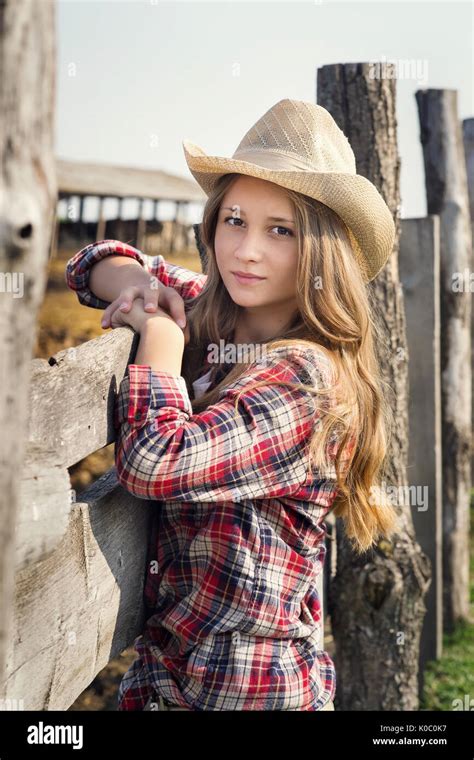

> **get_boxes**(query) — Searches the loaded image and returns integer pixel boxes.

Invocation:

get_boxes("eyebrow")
[221,207,295,224]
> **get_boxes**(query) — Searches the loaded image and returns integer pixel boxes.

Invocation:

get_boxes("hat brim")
[183,139,394,283]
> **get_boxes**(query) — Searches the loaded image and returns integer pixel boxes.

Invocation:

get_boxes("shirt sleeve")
[64,239,207,309]
[113,346,335,503]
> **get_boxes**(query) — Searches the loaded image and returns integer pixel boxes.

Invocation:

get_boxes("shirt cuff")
[65,240,159,310]
[114,364,193,430]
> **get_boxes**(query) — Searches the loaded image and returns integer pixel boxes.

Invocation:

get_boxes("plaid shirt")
[66,240,339,711]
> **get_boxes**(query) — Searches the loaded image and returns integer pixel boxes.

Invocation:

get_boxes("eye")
[224,215,243,227]
[271,226,293,237]
[224,216,293,237]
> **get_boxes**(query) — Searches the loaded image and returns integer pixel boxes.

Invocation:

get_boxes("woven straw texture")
[183,99,395,283]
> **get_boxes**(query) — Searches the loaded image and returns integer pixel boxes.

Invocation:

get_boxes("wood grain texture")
[7,327,149,708]
[0,0,57,692]
[399,215,443,689]
[5,469,152,710]
[27,328,138,469]
[416,90,472,631]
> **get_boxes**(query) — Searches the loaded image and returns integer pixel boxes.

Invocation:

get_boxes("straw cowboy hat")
[182,98,395,283]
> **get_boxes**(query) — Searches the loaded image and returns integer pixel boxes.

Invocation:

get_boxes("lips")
[232,271,266,284]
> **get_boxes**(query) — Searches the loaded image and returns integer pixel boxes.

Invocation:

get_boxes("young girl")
[65,98,399,712]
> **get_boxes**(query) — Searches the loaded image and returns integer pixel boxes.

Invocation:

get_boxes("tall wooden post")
[169,201,178,254]
[137,197,146,252]
[317,62,431,710]
[0,0,57,692]
[416,90,472,631]
[462,118,474,480]
[399,215,443,698]
[96,196,106,242]
[49,198,60,259]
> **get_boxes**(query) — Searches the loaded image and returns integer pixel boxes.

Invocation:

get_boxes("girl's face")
[214,175,299,313]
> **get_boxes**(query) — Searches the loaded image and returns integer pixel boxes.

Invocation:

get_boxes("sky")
[55,0,473,223]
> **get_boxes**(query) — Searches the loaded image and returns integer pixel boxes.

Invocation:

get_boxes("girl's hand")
[100,280,187,331]
[109,297,191,345]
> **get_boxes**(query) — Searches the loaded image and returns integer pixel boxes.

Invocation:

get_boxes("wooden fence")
[4,329,152,710]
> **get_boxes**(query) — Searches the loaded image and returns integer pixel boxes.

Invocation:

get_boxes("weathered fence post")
[0,0,57,694]
[317,62,431,710]
[416,90,472,632]
[96,196,106,242]
[462,118,474,479]
[399,215,443,698]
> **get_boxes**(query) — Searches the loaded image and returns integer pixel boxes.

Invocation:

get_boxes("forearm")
[89,255,151,303]
[134,320,185,375]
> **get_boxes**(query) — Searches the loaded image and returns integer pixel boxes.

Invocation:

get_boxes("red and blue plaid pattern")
[65,238,206,309]
[66,240,339,711]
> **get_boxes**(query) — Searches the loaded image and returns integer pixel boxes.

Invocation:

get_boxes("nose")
[232,229,265,264]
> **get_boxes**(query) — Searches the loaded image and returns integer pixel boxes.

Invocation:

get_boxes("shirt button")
[134,411,142,420]
[231,631,240,645]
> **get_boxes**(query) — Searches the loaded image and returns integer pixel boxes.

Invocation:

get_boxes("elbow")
[64,265,78,292]
[114,426,190,501]
[115,442,165,501]
[115,444,145,499]
[116,463,152,500]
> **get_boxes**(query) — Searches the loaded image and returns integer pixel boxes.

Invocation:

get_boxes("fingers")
[160,287,187,329]
[141,284,160,314]
[100,283,187,334]
[101,286,140,328]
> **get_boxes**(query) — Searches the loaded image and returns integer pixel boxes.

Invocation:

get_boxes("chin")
[228,292,261,307]
[223,282,248,301]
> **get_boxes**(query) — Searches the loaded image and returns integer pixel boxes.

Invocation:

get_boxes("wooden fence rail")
[4,329,153,710]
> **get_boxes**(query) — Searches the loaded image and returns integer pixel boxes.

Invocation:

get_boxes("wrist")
[90,257,150,303]
[140,314,184,341]
[135,316,185,373]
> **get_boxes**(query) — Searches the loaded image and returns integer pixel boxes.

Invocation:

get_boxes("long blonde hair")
[181,172,399,555]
